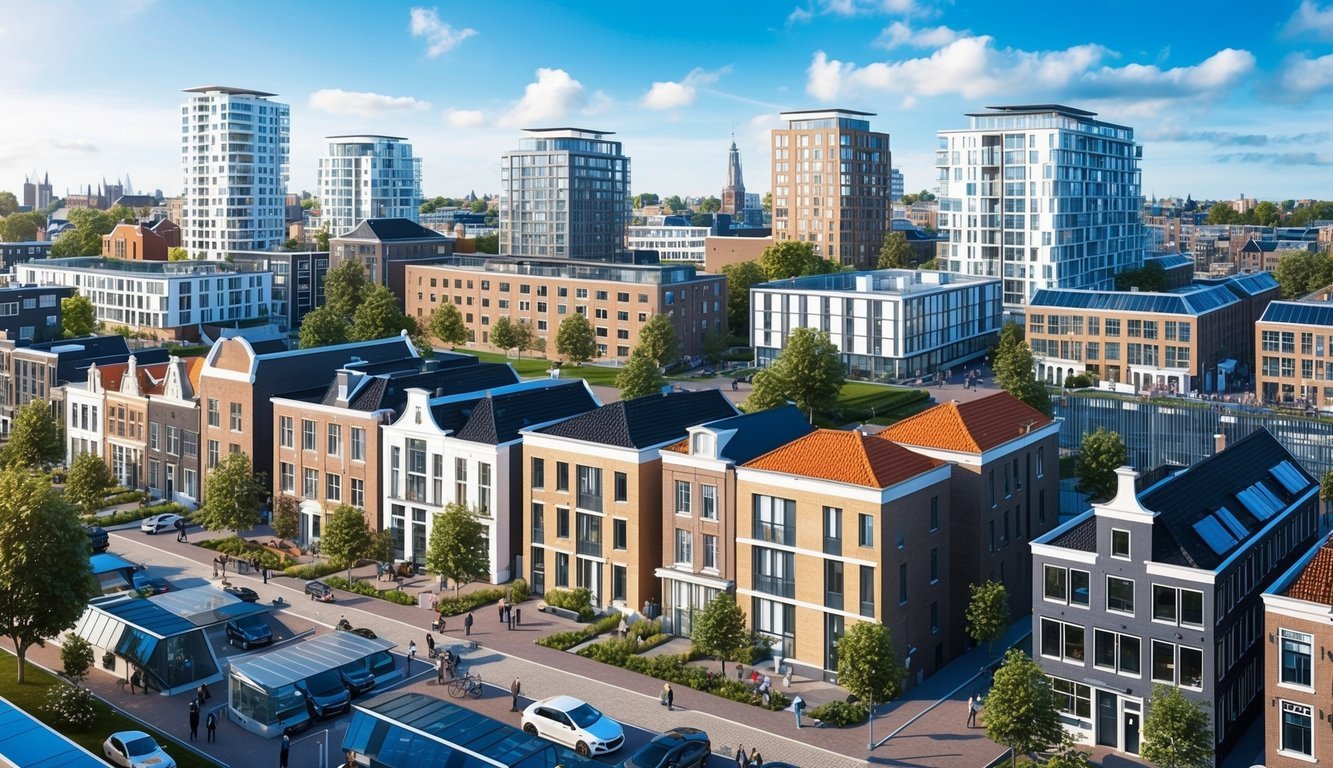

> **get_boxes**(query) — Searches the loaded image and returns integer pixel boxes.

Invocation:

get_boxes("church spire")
[721,136,746,218]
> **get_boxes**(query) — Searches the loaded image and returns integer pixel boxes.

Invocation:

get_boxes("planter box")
[543,605,582,621]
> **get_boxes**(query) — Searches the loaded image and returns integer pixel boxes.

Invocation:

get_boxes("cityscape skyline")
[2,0,1332,203]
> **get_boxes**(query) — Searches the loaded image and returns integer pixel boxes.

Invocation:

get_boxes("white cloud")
[409,6,476,57]
[444,109,486,128]
[874,21,964,50]
[640,67,730,110]
[788,0,934,24]
[1285,0,1333,39]
[1276,52,1333,99]
[308,89,430,117]
[585,91,616,115]
[497,69,587,129]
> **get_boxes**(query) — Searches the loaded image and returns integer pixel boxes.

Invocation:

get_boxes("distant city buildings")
[936,105,1146,309]
[100,220,180,262]
[22,172,53,211]
[180,86,290,259]
[328,219,453,308]
[317,135,422,238]
[890,168,904,202]
[625,224,709,262]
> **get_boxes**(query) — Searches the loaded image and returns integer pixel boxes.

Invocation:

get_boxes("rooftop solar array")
[1270,461,1309,495]
[1029,284,1238,315]
[1260,301,1333,327]
[1236,482,1284,522]
[232,631,396,689]
[1214,506,1248,540]
[1193,515,1239,556]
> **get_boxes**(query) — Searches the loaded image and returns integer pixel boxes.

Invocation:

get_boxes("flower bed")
[436,587,505,616]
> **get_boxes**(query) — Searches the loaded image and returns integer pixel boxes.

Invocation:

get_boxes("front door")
[1122,702,1141,755]
[165,464,175,501]
[1096,691,1118,747]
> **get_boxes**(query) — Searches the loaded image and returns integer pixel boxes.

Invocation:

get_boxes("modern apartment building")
[878,391,1061,645]
[656,406,814,636]
[381,379,598,581]
[404,256,726,362]
[329,219,453,307]
[735,429,954,684]
[936,105,1146,308]
[1255,300,1333,408]
[0,241,52,271]
[499,128,631,261]
[230,250,329,331]
[0,284,73,342]
[1261,532,1333,767]
[15,258,273,341]
[180,86,290,259]
[751,269,1001,382]
[521,390,738,610]
[317,136,422,237]
[771,109,890,269]
[1030,429,1320,762]
[625,226,709,263]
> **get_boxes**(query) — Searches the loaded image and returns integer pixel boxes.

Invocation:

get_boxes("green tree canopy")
[469,199,488,214]
[513,320,535,357]
[991,322,1051,416]
[428,301,469,347]
[1141,685,1212,768]
[663,195,687,213]
[425,503,489,596]
[0,467,96,682]
[0,191,17,217]
[0,211,45,242]
[636,313,679,369]
[759,240,836,280]
[555,312,596,364]
[836,620,906,704]
[1205,203,1240,224]
[320,505,374,581]
[350,285,415,342]
[2,400,63,470]
[742,327,845,421]
[60,293,97,338]
[61,633,95,685]
[1273,249,1333,299]
[1075,427,1129,502]
[49,206,134,258]
[1321,469,1333,512]
[877,231,915,269]
[298,305,350,349]
[271,495,300,541]
[194,451,264,534]
[632,193,660,208]
[315,229,331,252]
[761,192,772,214]
[64,451,115,515]
[984,649,1063,767]
[721,260,766,335]
[167,246,190,261]
[1113,261,1169,292]
[966,580,1010,657]
[473,233,499,254]
[324,259,368,319]
[489,315,521,355]
[615,352,666,399]
[1252,200,1280,227]
[698,196,722,213]
[690,592,751,675]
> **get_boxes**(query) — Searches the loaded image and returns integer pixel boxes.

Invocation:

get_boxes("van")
[297,670,351,719]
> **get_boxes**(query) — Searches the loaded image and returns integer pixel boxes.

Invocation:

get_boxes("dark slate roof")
[248,338,291,355]
[338,218,447,242]
[455,380,599,444]
[28,334,132,355]
[1139,428,1316,570]
[535,389,738,449]
[255,336,417,393]
[1144,253,1193,270]
[324,362,518,413]
[1048,516,1097,552]
[703,405,815,464]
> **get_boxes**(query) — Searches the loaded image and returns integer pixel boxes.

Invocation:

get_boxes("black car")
[298,670,351,719]
[305,580,335,602]
[622,728,711,768]
[87,525,109,553]
[223,585,260,603]
[338,661,375,697]
[225,615,273,650]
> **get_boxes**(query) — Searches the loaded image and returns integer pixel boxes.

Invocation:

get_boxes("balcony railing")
[576,539,603,558]
[753,522,794,547]
[577,492,603,513]
[825,591,844,611]
[531,526,544,544]
[753,574,795,599]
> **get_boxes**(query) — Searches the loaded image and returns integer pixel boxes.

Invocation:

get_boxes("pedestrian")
[426,633,436,657]
[735,744,748,768]
[510,676,522,711]
[206,710,217,743]
[262,565,269,584]
[618,618,627,639]
[792,694,805,728]
[408,640,417,663]
[444,650,455,680]
[198,682,211,702]
[749,748,763,768]
[279,733,290,768]
[662,682,674,711]
[436,654,446,684]
[967,692,979,728]
[188,700,199,741]
[213,557,219,578]
[464,612,473,636]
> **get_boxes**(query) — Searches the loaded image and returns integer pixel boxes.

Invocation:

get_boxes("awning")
[150,585,268,626]
[654,567,733,591]
[231,631,396,690]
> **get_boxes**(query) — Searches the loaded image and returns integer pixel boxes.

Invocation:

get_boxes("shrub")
[103,489,150,506]
[507,577,530,603]
[382,589,418,606]
[284,561,345,580]
[543,587,594,617]
[437,587,504,616]
[536,631,589,651]
[637,633,671,653]
[197,536,294,568]
[630,619,662,640]
[809,700,868,727]
[60,634,94,684]
[325,577,378,597]
[81,502,187,527]
[736,639,773,666]
[44,684,96,730]
[577,637,639,666]
[589,614,622,636]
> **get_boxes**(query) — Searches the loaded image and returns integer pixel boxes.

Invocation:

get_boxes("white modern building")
[499,128,631,260]
[935,104,1146,309]
[180,86,290,259]
[625,225,709,262]
[317,135,422,237]
[751,269,1002,381]
[65,379,104,465]
[16,258,273,341]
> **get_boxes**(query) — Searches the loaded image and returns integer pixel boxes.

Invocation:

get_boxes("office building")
[890,168,904,202]
[0,284,73,343]
[499,128,630,260]
[22,172,53,211]
[625,225,709,263]
[936,105,1146,308]
[1255,300,1333,408]
[180,86,290,259]
[317,135,422,237]
[771,109,890,268]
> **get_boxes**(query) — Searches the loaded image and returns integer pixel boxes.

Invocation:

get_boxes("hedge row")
[436,587,505,617]
[324,576,418,606]
[617,652,791,711]
[195,536,297,569]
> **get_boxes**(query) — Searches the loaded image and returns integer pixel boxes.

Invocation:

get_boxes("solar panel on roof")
[1193,515,1238,556]
[1235,485,1280,522]
[1252,481,1284,510]
[1214,506,1248,540]
[1270,461,1308,494]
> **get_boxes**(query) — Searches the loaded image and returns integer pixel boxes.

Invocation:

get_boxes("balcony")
[823,536,841,556]
[753,522,794,547]
[753,574,795,599]
[577,492,603,513]
[576,539,602,558]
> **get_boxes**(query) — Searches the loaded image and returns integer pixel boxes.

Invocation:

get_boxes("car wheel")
[523,724,538,737]
[575,742,591,757]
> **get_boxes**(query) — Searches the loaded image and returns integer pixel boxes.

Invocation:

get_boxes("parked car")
[139,514,184,535]
[338,661,375,697]
[297,669,351,719]
[87,525,109,553]
[223,585,260,603]
[305,580,335,602]
[103,731,176,768]
[622,728,711,768]
[521,695,624,756]
[225,615,273,650]
[131,573,170,595]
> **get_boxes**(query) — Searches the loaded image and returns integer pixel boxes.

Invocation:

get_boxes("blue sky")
[3,0,1333,204]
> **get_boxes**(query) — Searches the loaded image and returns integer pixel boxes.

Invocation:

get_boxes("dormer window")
[692,433,713,457]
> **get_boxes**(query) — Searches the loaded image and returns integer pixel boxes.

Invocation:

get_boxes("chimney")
[1213,433,1226,454]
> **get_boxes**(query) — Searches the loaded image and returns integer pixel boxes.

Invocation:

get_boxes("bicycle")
[448,671,482,699]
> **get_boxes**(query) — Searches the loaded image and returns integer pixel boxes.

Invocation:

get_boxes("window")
[556,461,569,491]
[555,553,569,587]
[206,398,219,427]
[825,560,844,608]
[675,481,691,515]
[929,496,939,531]
[351,427,365,461]
[207,440,219,469]
[326,424,341,456]
[1036,447,1045,478]
[1039,618,1085,662]
[703,534,718,570]
[303,468,318,499]
[1152,640,1201,687]
[930,548,939,582]
[326,473,341,502]
[230,402,242,431]
[1280,629,1313,688]
[280,462,294,493]
[279,416,293,448]
[556,507,570,538]
[1106,576,1134,614]
[674,529,692,564]
[858,514,874,547]
[859,566,875,616]
[1044,565,1067,601]
[1050,677,1092,719]
[752,495,795,546]
[1152,585,1204,626]
[149,422,159,450]
[351,478,364,508]
[701,485,717,519]
[532,458,545,489]
[478,463,492,514]
[454,458,467,505]
[1281,701,1313,757]
[1093,630,1141,675]
[1111,528,1130,558]
[612,565,627,603]
[613,519,627,550]
[302,419,316,451]
[576,465,601,511]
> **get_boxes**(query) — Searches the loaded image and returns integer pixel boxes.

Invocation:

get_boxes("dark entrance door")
[1096,691,1118,747]
[1123,711,1140,754]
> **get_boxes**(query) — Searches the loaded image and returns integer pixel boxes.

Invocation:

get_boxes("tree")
[991,322,1051,416]
[320,505,374,581]
[636,313,679,369]
[1273,249,1333,299]
[721,260,766,335]
[1043,736,1092,768]
[690,592,752,676]
[698,196,721,213]
[0,191,17,217]
[1141,685,1212,768]
[2,399,63,469]
[1075,427,1129,502]
[424,503,489,596]
[701,329,731,365]
[965,580,1010,658]
[514,320,535,357]
[1205,203,1239,225]
[194,451,264,534]
[556,312,596,364]
[473,233,499,254]
[470,199,488,214]
[836,620,906,705]
[760,192,772,214]
[167,246,190,261]
[314,229,331,252]
[690,213,713,228]
[877,231,915,269]
[742,327,844,421]
[298,305,349,349]
[759,240,826,280]
[324,259,368,319]
[1252,200,1281,227]
[663,195,687,213]
[60,632,95,684]
[0,467,96,682]
[1321,469,1333,523]
[616,352,666,399]
[60,293,97,338]
[350,285,414,342]
[632,193,659,208]
[64,452,115,515]
[428,301,469,347]
[984,649,1063,767]
[271,495,300,541]
[1114,261,1169,292]
[50,207,133,258]
[0,211,44,242]
[489,315,521,356]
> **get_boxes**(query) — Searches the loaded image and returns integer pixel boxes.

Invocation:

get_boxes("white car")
[140,514,184,535]
[520,695,624,756]
[103,731,176,768]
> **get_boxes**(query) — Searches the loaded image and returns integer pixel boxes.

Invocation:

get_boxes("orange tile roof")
[97,361,170,395]
[742,429,943,489]
[1285,538,1333,606]
[875,392,1053,454]
[184,356,205,391]
[96,362,128,392]
[664,438,689,454]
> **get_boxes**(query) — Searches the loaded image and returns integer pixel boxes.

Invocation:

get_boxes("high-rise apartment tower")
[317,135,422,237]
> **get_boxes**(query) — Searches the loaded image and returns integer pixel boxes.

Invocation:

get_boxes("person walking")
[262,565,269,584]
[279,733,290,768]
[967,692,980,728]
[510,677,522,711]
[662,682,674,711]
[206,711,217,743]
[792,694,805,728]
[129,667,142,695]
[188,700,199,742]
[618,618,627,639]
[749,748,763,768]
[425,633,436,658]
[436,654,446,684]
[407,640,417,664]
[735,744,748,768]
[464,612,473,636]
[498,598,506,623]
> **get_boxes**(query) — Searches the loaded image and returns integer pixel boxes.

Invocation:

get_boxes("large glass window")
[351,427,365,461]
[1044,565,1067,601]
[326,423,341,456]
[278,416,293,448]
[1040,618,1084,662]
[1093,630,1140,675]
[701,485,717,519]
[531,458,545,489]
[753,495,795,546]
[1151,640,1175,683]
[302,419,316,451]
[1280,629,1313,687]
[675,481,691,515]
[1106,576,1134,614]
[1281,701,1313,757]
[1049,677,1092,719]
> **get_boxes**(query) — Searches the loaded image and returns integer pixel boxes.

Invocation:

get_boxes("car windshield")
[236,616,266,630]
[566,702,604,729]
[307,670,343,696]
[631,743,671,768]
[124,736,157,756]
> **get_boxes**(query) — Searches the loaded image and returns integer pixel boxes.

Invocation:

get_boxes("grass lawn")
[447,348,662,388]
[815,382,930,427]
[0,655,220,768]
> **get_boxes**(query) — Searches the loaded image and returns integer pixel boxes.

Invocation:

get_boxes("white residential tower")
[317,135,422,237]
